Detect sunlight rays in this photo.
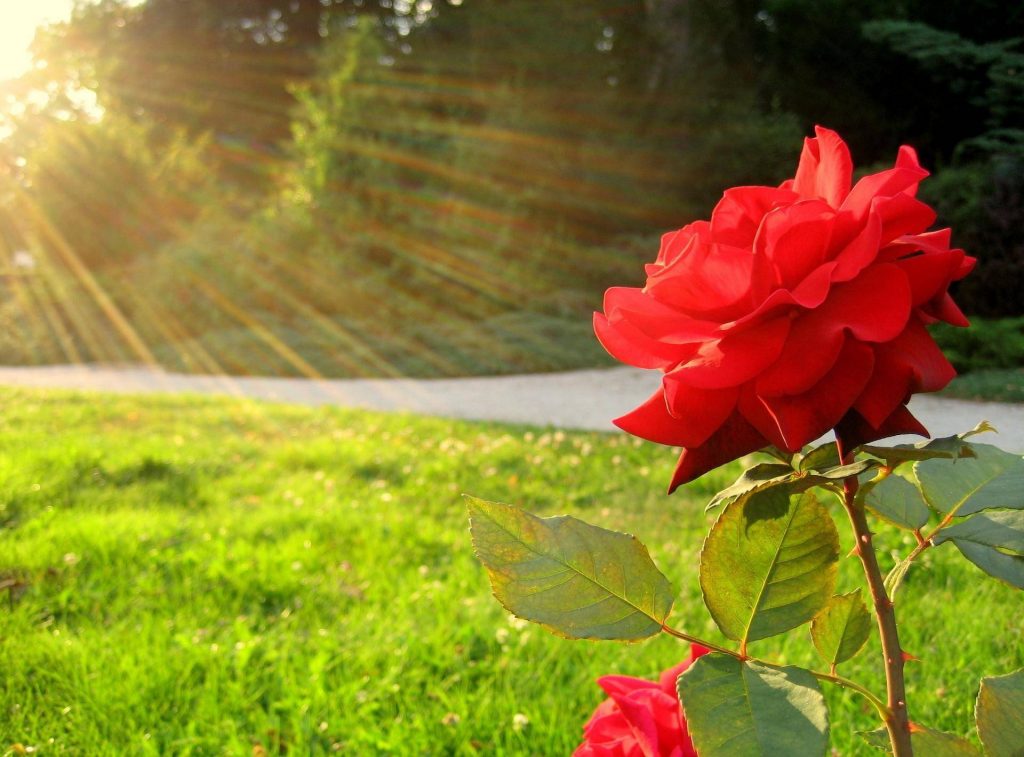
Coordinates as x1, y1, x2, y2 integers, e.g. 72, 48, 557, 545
1, 9, 686, 380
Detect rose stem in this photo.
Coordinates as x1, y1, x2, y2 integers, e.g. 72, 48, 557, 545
837, 440, 913, 756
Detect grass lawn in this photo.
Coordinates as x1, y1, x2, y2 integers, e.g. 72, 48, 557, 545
1, 388, 1021, 755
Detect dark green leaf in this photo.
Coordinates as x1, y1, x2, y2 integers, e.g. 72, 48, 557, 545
933, 510, 1024, 551
864, 473, 930, 530
810, 591, 872, 668
860, 725, 981, 754
861, 429, 982, 467
931, 508, 1024, 589
466, 496, 673, 640
700, 490, 839, 645
677, 654, 829, 757
799, 442, 840, 472
976, 668, 1024, 756
916, 444, 1024, 517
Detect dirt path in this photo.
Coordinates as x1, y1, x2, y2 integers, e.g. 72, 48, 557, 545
1, 364, 1021, 451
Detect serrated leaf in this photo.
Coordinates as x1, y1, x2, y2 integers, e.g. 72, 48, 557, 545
916, 444, 1024, 517
864, 473, 931, 530
706, 463, 796, 512
466, 496, 673, 640
677, 654, 829, 757
800, 442, 840, 472
860, 725, 981, 754
810, 591, 872, 668
700, 490, 839, 645
816, 459, 878, 479
933, 512, 1024, 590
862, 433, 978, 466
706, 458, 873, 514
976, 668, 1024, 756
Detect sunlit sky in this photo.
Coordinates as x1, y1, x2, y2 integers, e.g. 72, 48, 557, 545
0, 0, 79, 82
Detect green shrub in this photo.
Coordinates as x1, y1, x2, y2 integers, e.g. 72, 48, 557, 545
931, 316, 1024, 373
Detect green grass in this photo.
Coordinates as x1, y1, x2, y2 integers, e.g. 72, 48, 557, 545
1, 389, 1021, 755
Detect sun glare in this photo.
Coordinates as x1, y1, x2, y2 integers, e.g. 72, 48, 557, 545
0, 0, 80, 82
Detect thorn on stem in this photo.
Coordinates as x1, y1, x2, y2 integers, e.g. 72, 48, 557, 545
902, 651, 920, 663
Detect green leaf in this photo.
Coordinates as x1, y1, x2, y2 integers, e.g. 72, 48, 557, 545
884, 555, 914, 599
915, 443, 1024, 517
706, 463, 796, 512
933, 510, 1024, 589
976, 668, 1024, 756
933, 510, 1024, 551
706, 458, 875, 513
677, 654, 829, 757
465, 496, 673, 641
814, 459, 878, 480
799, 442, 840, 472
864, 473, 931, 530
700, 490, 839, 645
861, 432, 979, 467
810, 591, 872, 668
860, 725, 981, 755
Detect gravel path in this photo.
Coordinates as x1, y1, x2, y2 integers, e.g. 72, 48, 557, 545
1, 364, 1021, 451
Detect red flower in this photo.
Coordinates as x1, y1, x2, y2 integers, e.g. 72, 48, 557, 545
595, 126, 974, 491
574, 644, 710, 757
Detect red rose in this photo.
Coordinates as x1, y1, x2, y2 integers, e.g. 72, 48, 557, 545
573, 644, 710, 757
595, 126, 974, 491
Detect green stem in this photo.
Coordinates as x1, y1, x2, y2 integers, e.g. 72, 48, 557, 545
837, 441, 913, 756
659, 624, 889, 719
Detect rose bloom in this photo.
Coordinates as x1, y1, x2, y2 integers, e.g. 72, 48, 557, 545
574, 644, 710, 757
595, 126, 974, 491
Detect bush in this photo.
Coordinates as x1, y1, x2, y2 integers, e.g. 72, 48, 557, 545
922, 156, 1024, 317
931, 316, 1024, 373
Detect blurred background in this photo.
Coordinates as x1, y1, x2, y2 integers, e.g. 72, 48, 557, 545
0, 0, 1022, 383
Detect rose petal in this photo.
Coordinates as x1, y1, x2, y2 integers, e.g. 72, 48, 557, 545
598, 675, 661, 700
753, 199, 835, 289
841, 146, 928, 223
710, 186, 800, 246
604, 288, 722, 342
614, 389, 693, 447
894, 248, 965, 307
830, 211, 883, 282
671, 317, 791, 389
755, 316, 846, 397
874, 192, 937, 243
816, 263, 912, 343
668, 411, 770, 492
835, 404, 929, 452
646, 243, 758, 321
925, 291, 971, 327
661, 377, 739, 447
790, 126, 853, 207
853, 317, 956, 427
594, 312, 687, 370
656, 221, 710, 266
758, 339, 875, 450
